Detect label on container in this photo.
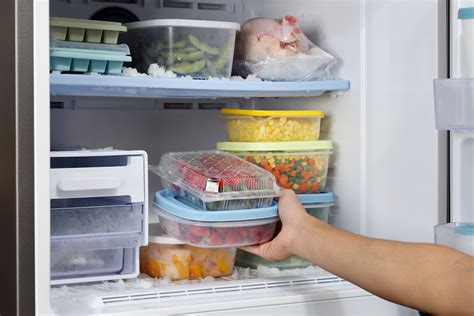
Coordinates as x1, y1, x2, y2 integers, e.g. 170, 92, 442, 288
205, 179, 220, 193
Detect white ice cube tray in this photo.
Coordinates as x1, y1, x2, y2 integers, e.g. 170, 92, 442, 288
50, 150, 148, 285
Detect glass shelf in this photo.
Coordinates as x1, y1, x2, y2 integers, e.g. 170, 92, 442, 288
50, 74, 350, 99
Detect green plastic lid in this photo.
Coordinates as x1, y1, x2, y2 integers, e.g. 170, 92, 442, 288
216, 141, 333, 152
458, 7, 474, 20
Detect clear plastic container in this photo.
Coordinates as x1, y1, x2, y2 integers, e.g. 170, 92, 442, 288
140, 224, 237, 280
50, 197, 145, 284
154, 189, 279, 248
151, 150, 281, 211
236, 193, 334, 269
50, 17, 127, 44
121, 19, 240, 78
458, 8, 474, 77
217, 141, 332, 193
50, 40, 132, 74
220, 109, 324, 142
434, 79, 474, 131
434, 223, 474, 256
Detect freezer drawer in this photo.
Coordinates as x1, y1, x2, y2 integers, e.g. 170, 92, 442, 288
51, 247, 138, 285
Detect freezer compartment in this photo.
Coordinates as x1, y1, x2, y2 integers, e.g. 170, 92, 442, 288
434, 223, 474, 256
50, 17, 127, 44
151, 150, 280, 211
51, 247, 138, 284
121, 19, 240, 78
141, 224, 237, 280
221, 109, 324, 142
434, 79, 474, 131
51, 197, 145, 243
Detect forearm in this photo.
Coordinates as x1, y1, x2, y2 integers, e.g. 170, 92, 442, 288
291, 215, 474, 315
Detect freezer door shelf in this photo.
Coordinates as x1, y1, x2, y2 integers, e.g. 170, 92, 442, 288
50, 73, 350, 99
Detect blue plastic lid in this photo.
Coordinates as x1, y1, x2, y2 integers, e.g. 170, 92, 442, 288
455, 223, 474, 236
297, 193, 334, 204
458, 7, 474, 20
154, 189, 278, 222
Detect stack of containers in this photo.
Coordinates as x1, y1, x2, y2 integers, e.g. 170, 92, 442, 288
146, 151, 281, 279
49, 17, 131, 74
217, 109, 334, 269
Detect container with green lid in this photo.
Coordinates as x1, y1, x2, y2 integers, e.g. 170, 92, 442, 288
220, 109, 324, 142
50, 17, 127, 44
217, 141, 332, 193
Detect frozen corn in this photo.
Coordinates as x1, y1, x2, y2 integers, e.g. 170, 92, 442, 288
221, 109, 324, 142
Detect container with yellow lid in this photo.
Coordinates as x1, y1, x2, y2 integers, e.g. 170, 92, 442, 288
220, 109, 324, 142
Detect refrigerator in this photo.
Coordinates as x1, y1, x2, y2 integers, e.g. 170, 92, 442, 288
2, 0, 471, 314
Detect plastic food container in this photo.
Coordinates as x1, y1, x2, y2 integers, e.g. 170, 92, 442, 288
298, 192, 334, 222
458, 8, 474, 77
220, 109, 324, 142
50, 40, 131, 74
150, 150, 281, 211
435, 223, 474, 256
217, 141, 332, 193
121, 19, 240, 78
140, 224, 237, 280
154, 189, 279, 248
50, 17, 127, 44
236, 193, 334, 269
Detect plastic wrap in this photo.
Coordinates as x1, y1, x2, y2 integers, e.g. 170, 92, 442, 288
234, 16, 336, 81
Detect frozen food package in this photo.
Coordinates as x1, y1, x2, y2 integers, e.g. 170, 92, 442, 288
233, 16, 337, 81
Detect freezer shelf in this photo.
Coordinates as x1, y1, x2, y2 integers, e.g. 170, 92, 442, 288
50, 74, 350, 98
50, 268, 353, 314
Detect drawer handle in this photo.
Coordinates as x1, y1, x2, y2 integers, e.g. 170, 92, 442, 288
58, 177, 121, 192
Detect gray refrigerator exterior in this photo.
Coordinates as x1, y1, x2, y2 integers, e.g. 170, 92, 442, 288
0, 0, 35, 315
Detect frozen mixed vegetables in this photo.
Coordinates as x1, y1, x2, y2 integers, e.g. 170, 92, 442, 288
243, 154, 329, 193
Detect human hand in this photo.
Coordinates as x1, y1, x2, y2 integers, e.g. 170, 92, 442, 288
240, 189, 311, 261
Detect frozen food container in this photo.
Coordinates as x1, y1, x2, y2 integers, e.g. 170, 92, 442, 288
140, 224, 237, 280
220, 109, 324, 142
50, 40, 132, 74
217, 141, 332, 193
121, 19, 240, 78
236, 193, 334, 269
50, 17, 127, 44
298, 192, 334, 222
150, 150, 280, 211
458, 8, 474, 77
154, 189, 279, 248
435, 223, 474, 256
434, 79, 474, 131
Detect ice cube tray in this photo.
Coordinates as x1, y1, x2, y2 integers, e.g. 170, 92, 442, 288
50, 43, 132, 74
50, 17, 127, 44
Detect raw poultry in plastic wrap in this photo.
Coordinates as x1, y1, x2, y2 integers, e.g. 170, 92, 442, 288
234, 16, 336, 81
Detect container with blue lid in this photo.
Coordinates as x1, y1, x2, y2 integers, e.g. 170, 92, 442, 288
236, 192, 335, 269
154, 189, 279, 248
435, 222, 474, 256
298, 192, 334, 223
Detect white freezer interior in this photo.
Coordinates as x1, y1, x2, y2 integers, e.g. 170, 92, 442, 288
39, 0, 447, 314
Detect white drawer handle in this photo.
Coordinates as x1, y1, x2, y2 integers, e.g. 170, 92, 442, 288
58, 177, 121, 192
